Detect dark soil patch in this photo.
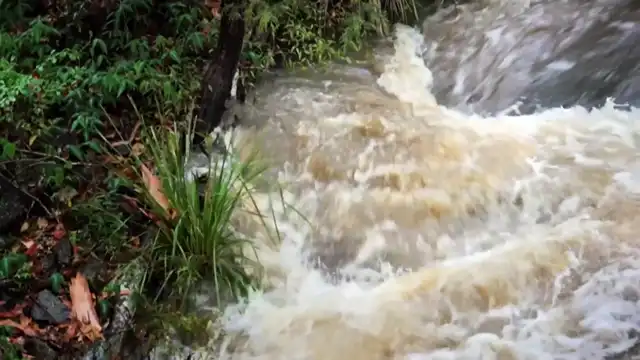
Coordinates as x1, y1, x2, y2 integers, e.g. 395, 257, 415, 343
0, 118, 159, 359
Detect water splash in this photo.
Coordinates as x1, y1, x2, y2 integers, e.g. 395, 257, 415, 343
183, 16, 640, 360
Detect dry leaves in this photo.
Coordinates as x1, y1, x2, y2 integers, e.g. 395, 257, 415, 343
140, 163, 176, 219
69, 273, 103, 341
0, 315, 41, 337
2, 273, 106, 346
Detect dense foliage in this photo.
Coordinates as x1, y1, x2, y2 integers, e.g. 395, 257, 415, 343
0, 0, 416, 161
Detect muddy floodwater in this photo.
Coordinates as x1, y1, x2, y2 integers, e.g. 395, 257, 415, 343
183, 1, 640, 359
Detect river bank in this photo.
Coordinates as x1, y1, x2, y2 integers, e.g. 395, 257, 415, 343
4, 0, 640, 359
0, 0, 425, 358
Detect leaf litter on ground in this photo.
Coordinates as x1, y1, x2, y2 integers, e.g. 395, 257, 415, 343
0, 217, 110, 355
0, 273, 106, 345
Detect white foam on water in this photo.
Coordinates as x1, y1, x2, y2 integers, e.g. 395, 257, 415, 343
188, 23, 640, 360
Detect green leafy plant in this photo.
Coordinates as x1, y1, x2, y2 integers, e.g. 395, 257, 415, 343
0, 253, 28, 280
49, 272, 65, 294
0, 326, 23, 360
0, 0, 214, 182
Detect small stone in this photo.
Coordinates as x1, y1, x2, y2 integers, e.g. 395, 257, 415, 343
30, 289, 70, 325
53, 237, 73, 268
23, 337, 57, 360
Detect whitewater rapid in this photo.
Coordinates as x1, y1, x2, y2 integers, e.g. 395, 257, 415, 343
182, 20, 640, 360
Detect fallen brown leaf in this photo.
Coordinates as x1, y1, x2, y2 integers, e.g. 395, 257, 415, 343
69, 273, 103, 340
79, 322, 102, 342
0, 303, 26, 318
0, 315, 41, 337
140, 163, 176, 219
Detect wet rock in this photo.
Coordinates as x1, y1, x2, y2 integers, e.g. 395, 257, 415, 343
0, 235, 17, 250
422, 0, 640, 114
518, 18, 640, 114
147, 338, 215, 360
0, 175, 30, 234
30, 289, 70, 325
54, 237, 73, 268
23, 337, 57, 360
81, 258, 146, 360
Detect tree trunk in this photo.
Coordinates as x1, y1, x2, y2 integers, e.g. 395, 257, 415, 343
195, 0, 246, 145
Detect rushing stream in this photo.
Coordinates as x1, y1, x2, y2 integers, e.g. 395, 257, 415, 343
181, 0, 640, 359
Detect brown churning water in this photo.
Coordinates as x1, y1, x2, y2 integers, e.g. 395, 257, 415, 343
186, 1, 640, 359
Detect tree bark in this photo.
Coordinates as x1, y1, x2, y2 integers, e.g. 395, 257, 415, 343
195, 0, 246, 145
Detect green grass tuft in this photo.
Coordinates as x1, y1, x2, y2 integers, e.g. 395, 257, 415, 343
140, 122, 270, 307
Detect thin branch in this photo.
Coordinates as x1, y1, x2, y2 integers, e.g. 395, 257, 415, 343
0, 172, 53, 218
